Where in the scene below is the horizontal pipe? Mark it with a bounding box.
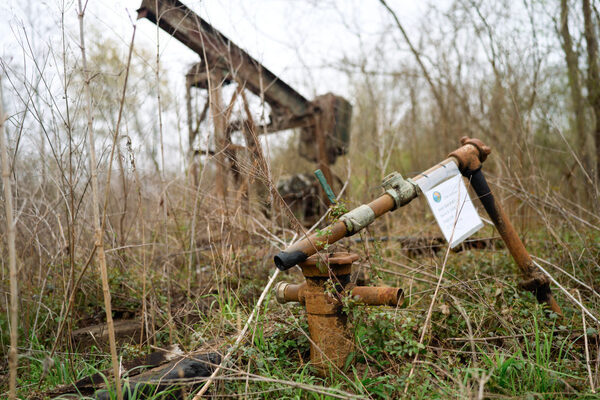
[275,282,306,304]
[350,286,404,307]
[274,220,350,270]
[275,282,403,308]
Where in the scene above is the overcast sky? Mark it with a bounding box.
[1,0,426,99]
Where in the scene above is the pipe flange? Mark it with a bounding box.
[274,281,289,304]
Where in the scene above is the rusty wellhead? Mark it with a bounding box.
[275,252,403,376]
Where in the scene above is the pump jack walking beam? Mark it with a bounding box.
[138,0,352,206]
[274,137,562,315]
[137,0,309,118]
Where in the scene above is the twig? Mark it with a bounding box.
[1,71,19,400]
[404,174,470,393]
[77,2,122,399]
[533,256,600,300]
[404,240,452,394]
[533,260,600,324]
[577,290,596,393]
[191,267,282,399]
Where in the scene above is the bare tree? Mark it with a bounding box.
[582,0,600,186]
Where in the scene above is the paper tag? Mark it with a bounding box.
[425,174,483,248]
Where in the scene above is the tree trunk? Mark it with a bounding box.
[560,0,589,174]
[1,75,19,400]
[583,0,600,186]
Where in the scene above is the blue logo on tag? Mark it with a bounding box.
[432,191,442,203]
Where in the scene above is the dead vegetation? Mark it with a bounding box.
[1,0,600,399]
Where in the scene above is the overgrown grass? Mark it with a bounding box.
[5,225,600,399]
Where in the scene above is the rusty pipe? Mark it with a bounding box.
[274,141,487,271]
[465,168,562,315]
[275,282,306,304]
[276,282,404,308]
[273,195,395,270]
[274,219,351,270]
[350,286,404,307]
[447,137,561,314]
[274,252,406,375]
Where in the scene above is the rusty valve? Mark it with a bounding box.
[275,252,403,376]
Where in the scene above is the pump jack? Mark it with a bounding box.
[137,0,352,213]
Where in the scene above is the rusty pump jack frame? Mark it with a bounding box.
[137,0,352,207]
[274,137,562,315]
[275,252,403,376]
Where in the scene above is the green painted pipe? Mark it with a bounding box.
[314,169,336,204]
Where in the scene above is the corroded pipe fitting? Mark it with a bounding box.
[448,136,492,174]
[349,285,404,307]
[276,282,403,308]
[275,282,306,304]
[276,252,404,376]
[381,172,421,210]
[448,137,561,315]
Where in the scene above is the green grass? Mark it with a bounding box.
[3,226,599,399]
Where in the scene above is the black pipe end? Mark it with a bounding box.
[535,283,553,304]
[274,250,308,271]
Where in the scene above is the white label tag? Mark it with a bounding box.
[425,174,483,248]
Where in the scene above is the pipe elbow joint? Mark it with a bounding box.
[449,137,492,176]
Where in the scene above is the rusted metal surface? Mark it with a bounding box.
[301,254,355,375]
[446,136,561,315]
[466,167,562,315]
[276,252,403,376]
[276,281,404,308]
[447,136,491,173]
[367,193,396,217]
[275,282,307,304]
[208,71,228,204]
[349,286,404,307]
[300,94,353,164]
[299,252,358,271]
[306,309,353,375]
[274,221,349,270]
[275,137,561,315]
[138,0,309,118]
[139,0,352,208]
[273,185,404,270]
